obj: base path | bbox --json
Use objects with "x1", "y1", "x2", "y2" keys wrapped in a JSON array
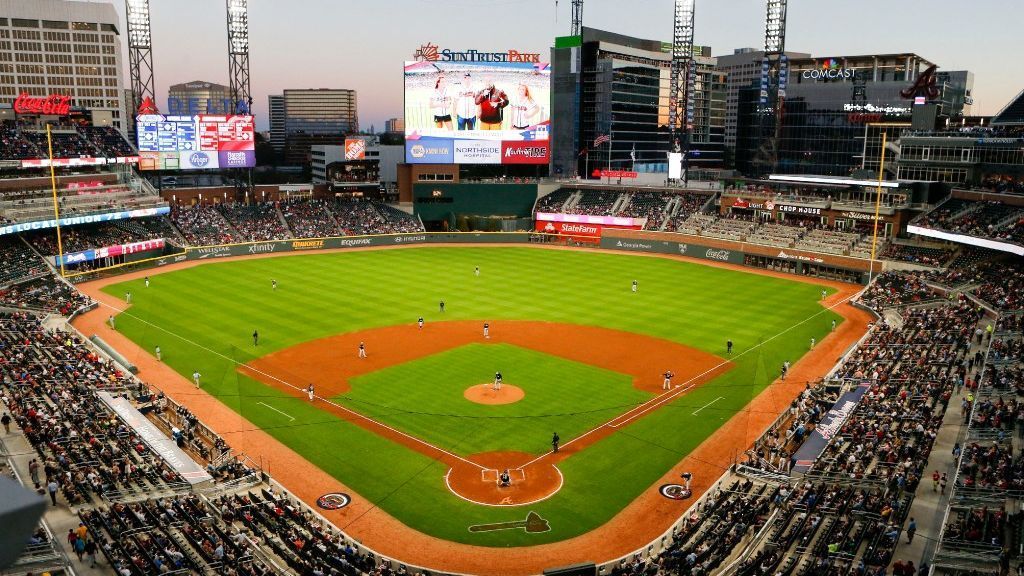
[
  {"x1": 240, "y1": 320, "x2": 731, "y2": 506},
  {"x1": 72, "y1": 244, "x2": 873, "y2": 576}
]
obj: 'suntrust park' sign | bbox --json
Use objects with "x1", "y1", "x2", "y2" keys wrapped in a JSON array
[{"x1": 414, "y1": 43, "x2": 540, "y2": 63}]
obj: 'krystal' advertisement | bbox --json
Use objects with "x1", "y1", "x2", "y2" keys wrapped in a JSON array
[{"x1": 404, "y1": 56, "x2": 550, "y2": 165}]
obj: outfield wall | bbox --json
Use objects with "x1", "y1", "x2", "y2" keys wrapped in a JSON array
[{"x1": 65, "y1": 230, "x2": 879, "y2": 285}]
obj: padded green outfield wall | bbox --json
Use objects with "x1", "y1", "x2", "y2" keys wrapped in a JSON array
[{"x1": 412, "y1": 183, "x2": 539, "y2": 222}]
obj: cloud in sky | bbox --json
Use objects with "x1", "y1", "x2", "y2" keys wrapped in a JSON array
[{"x1": 113, "y1": 0, "x2": 1023, "y2": 131}]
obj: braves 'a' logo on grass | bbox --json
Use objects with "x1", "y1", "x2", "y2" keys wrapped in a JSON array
[
  {"x1": 468, "y1": 511, "x2": 550, "y2": 533},
  {"x1": 317, "y1": 492, "x2": 351, "y2": 510},
  {"x1": 659, "y1": 484, "x2": 691, "y2": 500}
]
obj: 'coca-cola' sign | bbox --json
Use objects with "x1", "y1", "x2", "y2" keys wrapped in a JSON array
[{"x1": 13, "y1": 93, "x2": 72, "y2": 115}]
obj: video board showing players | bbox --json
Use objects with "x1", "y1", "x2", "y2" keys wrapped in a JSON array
[
  {"x1": 136, "y1": 114, "x2": 256, "y2": 170},
  {"x1": 404, "y1": 60, "x2": 550, "y2": 164}
]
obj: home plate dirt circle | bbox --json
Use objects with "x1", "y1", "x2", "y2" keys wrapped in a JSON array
[
  {"x1": 464, "y1": 384, "x2": 525, "y2": 405},
  {"x1": 446, "y1": 451, "x2": 563, "y2": 507}
]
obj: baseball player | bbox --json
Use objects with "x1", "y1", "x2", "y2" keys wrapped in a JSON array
[
  {"x1": 252, "y1": 330, "x2": 259, "y2": 346},
  {"x1": 125, "y1": 291, "x2": 132, "y2": 303},
  {"x1": 155, "y1": 345, "x2": 161, "y2": 362},
  {"x1": 108, "y1": 315, "x2": 115, "y2": 330},
  {"x1": 831, "y1": 319, "x2": 837, "y2": 332},
  {"x1": 483, "y1": 322, "x2": 490, "y2": 339},
  {"x1": 307, "y1": 384, "x2": 315, "y2": 402},
  {"x1": 192, "y1": 370, "x2": 201, "y2": 388},
  {"x1": 821, "y1": 289, "x2": 827, "y2": 300},
  {"x1": 493, "y1": 371, "x2": 502, "y2": 391},
  {"x1": 810, "y1": 337, "x2": 816, "y2": 350},
  {"x1": 272, "y1": 279, "x2": 277, "y2": 291},
  {"x1": 144, "y1": 276, "x2": 150, "y2": 288},
  {"x1": 418, "y1": 317, "x2": 424, "y2": 330},
  {"x1": 474, "y1": 266, "x2": 480, "y2": 277},
  {"x1": 632, "y1": 280, "x2": 638, "y2": 293},
  {"x1": 551, "y1": 432, "x2": 560, "y2": 453},
  {"x1": 439, "y1": 300, "x2": 445, "y2": 313},
  {"x1": 358, "y1": 342, "x2": 367, "y2": 358},
  {"x1": 726, "y1": 339, "x2": 733, "y2": 354},
  {"x1": 662, "y1": 370, "x2": 674, "y2": 391}
]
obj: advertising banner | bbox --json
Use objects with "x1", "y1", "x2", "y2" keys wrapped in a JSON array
[
  {"x1": 57, "y1": 239, "x2": 165, "y2": 266},
  {"x1": 0, "y1": 206, "x2": 171, "y2": 237},
  {"x1": 591, "y1": 169, "x2": 638, "y2": 179},
  {"x1": 535, "y1": 212, "x2": 643, "y2": 227},
  {"x1": 404, "y1": 58, "x2": 550, "y2": 165},
  {"x1": 454, "y1": 140, "x2": 502, "y2": 164},
  {"x1": 136, "y1": 114, "x2": 255, "y2": 170},
  {"x1": 598, "y1": 236, "x2": 745, "y2": 265},
  {"x1": 792, "y1": 383, "x2": 870, "y2": 472},
  {"x1": 345, "y1": 138, "x2": 367, "y2": 160},
  {"x1": 535, "y1": 220, "x2": 603, "y2": 238}
]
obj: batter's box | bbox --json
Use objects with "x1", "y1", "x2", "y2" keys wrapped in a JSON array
[{"x1": 482, "y1": 468, "x2": 526, "y2": 484}]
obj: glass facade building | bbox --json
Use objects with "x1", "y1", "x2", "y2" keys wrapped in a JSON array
[
  {"x1": 551, "y1": 27, "x2": 724, "y2": 178},
  {"x1": 734, "y1": 54, "x2": 972, "y2": 177},
  {"x1": 270, "y1": 88, "x2": 359, "y2": 165}
]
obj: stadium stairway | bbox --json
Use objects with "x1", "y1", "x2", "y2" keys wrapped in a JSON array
[
  {"x1": 273, "y1": 203, "x2": 295, "y2": 239},
  {"x1": 885, "y1": 317, "x2": 991, "y2": 571}
]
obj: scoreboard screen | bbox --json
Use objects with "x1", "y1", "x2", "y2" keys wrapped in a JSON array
[{"x1": 136, "y1": 114, "x2": 255, "y2": 170}]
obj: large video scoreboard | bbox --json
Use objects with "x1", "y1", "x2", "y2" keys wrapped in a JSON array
[{"x1": 136, "y1": 114, "x2": 256, "y2": 170}]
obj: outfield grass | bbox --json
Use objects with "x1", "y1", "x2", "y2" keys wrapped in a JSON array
[{"x1": 104, "y1": 246, "x2": 842, "y2": 546}]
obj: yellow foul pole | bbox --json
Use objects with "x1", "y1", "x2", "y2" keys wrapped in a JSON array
[
  {"x1": 868, "y1": 131, "x2": 887, "y2": 284},
  {"x1": 46, "y1": 125, "x2": 66, "y2": 277}
]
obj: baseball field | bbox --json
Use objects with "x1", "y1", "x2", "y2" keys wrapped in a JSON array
[{"x1": 90, "y1": 245, "x2": 850, "y2": 553}]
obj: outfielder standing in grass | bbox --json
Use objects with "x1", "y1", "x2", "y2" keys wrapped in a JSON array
[
  {"x1": 632, "y1": 280, "x2": 638, "y2": 293},
  {"x1": 155, "y1": 345, "x2": 161, "y2": 361},
  {"x1": 439, "y1": 300, "x2": 445, "y2": 313},
  {"x1": 193, "y1": 370, "x2": 201, "y2": 388},
  {"x1": 252, "y1": 330, "x2": 259, "y2": 346}
]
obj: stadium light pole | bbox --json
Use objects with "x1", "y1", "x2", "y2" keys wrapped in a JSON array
[
  {"x1": 668, "y1": 0, "x2": 695, "y2": 182},
  {"x1": 226, "y1": 0, "x2": 252, "y2": 115},
  {"x1": 125, "y1": 0, "x2": 156, "y2": 121}
]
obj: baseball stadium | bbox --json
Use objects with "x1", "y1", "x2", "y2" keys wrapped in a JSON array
[{"x1": 1, "y1": 1, "x2": 1023, "y2": 576}]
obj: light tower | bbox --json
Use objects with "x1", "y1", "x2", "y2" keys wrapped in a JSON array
[
  {"x1": 125, "y1": 0, "x2": 156, "y2": 117},
  {"x1": 570, "y1": 0, "x2": 583, "y2": 36},
  {"x1": 226, "y1": 0, "x2": 252, "y2": 115},
  {"x1": 753, "y1": 0, "x2": 789, "y2": 174},
  {"x1": 668, "y1": 0, "x2": 695, "y2": 181}
]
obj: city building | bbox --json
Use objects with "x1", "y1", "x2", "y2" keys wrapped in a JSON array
[
  {"x1": 895, "y1": 89, "x2": 1024, "y2": 185},
  {"x1": 714, "y1": 47, "x2": 810, "y2": 151},
  {"x1": 384, "y1": 117, "x2": 404, "y2": 134},
  {"x1": 268, "y1": 94, "x2": 284, "y2": 151},
  {"x1": 166, "y1": 80, "x2": 232, "y2": 115},
  {"x1": 734, "y1": 53, "x2": 973, "y2": 177},
  {"x1": 268, "y1": 88, "x2": 358, "y2": 165},
  {"x1": 310, "y1": 139, "x2": 403, "y2": 195},
  {"x1": 0, "y1": 0, "x2": 127, "y2": 130},
  {"x1": 550, "y1": 27, "x2": 725, "y2": 178}
]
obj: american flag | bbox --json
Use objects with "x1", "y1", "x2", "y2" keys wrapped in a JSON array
[{"x1": 593, "y1": 134, "x2": 610, "y2": 147}]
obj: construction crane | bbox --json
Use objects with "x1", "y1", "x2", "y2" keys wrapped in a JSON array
[
  {"x1": 668, "y1": 0, "x2": 695, "y2": 182},
  {"x1": 752, "y1": 0, "x2": 789, "y2": 175}
]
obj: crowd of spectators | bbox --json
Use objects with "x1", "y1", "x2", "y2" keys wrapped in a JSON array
[
  {"x1": 879, "y1": 243, "x2": 956, "y2": 266},
  {"x1": 535, "y1": 189, "x2": 574, "y2": 213},
  {"x1": 281, "y1": 198, "x2": 342, "y2": 238},
  {"x1": 328, "y1": 199, "x2": 424, "y2": 235},
  {"x1": 979, "y1": 175, "x2": 1024, "y2": 196},
  {"x1": 21, "y1": 130, "x2": 99, "y2": 159},
  {"x1": 858, "y1": 272, "x2": 939, "y2": 309},
  {"x1": 219, "y1": 202, "x2": 290, "y2": 242},
  {"x1": 170, "y1": 204, "x2": 238, "y2": 246},
  {"x1": 0, "y1": 275, "x2": 92, "y2": 314},
  {"x1": 0, "y1": 124, "x2": 41, "y2": 159},
  {"x1": 79, "y1": 126, "x2": 137, "y2": 157},
  {"x1": 917, "y1": 199, "x2": 1024, "y2": 246},
  {"x1": 0, "y1": 236, "x2": 47, "y2": 285}
]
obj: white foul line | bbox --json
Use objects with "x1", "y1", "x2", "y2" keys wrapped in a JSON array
[
  {"x1": 517, "y1": 289, "x2": 859, "y2": 469},
  {"x1": 95, "y1": 300, "x2": 488, "y2": 471},
  {"x1": 691, "y1": 396, "x2": 725, "y2": 416},
  {"x1": 257, "y1": 401, "x2": 295, "y2": 421}
]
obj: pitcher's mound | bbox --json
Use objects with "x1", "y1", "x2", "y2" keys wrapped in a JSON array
[{"x1": 465, "y1": 384, "x2": 524, "y2": 405}]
